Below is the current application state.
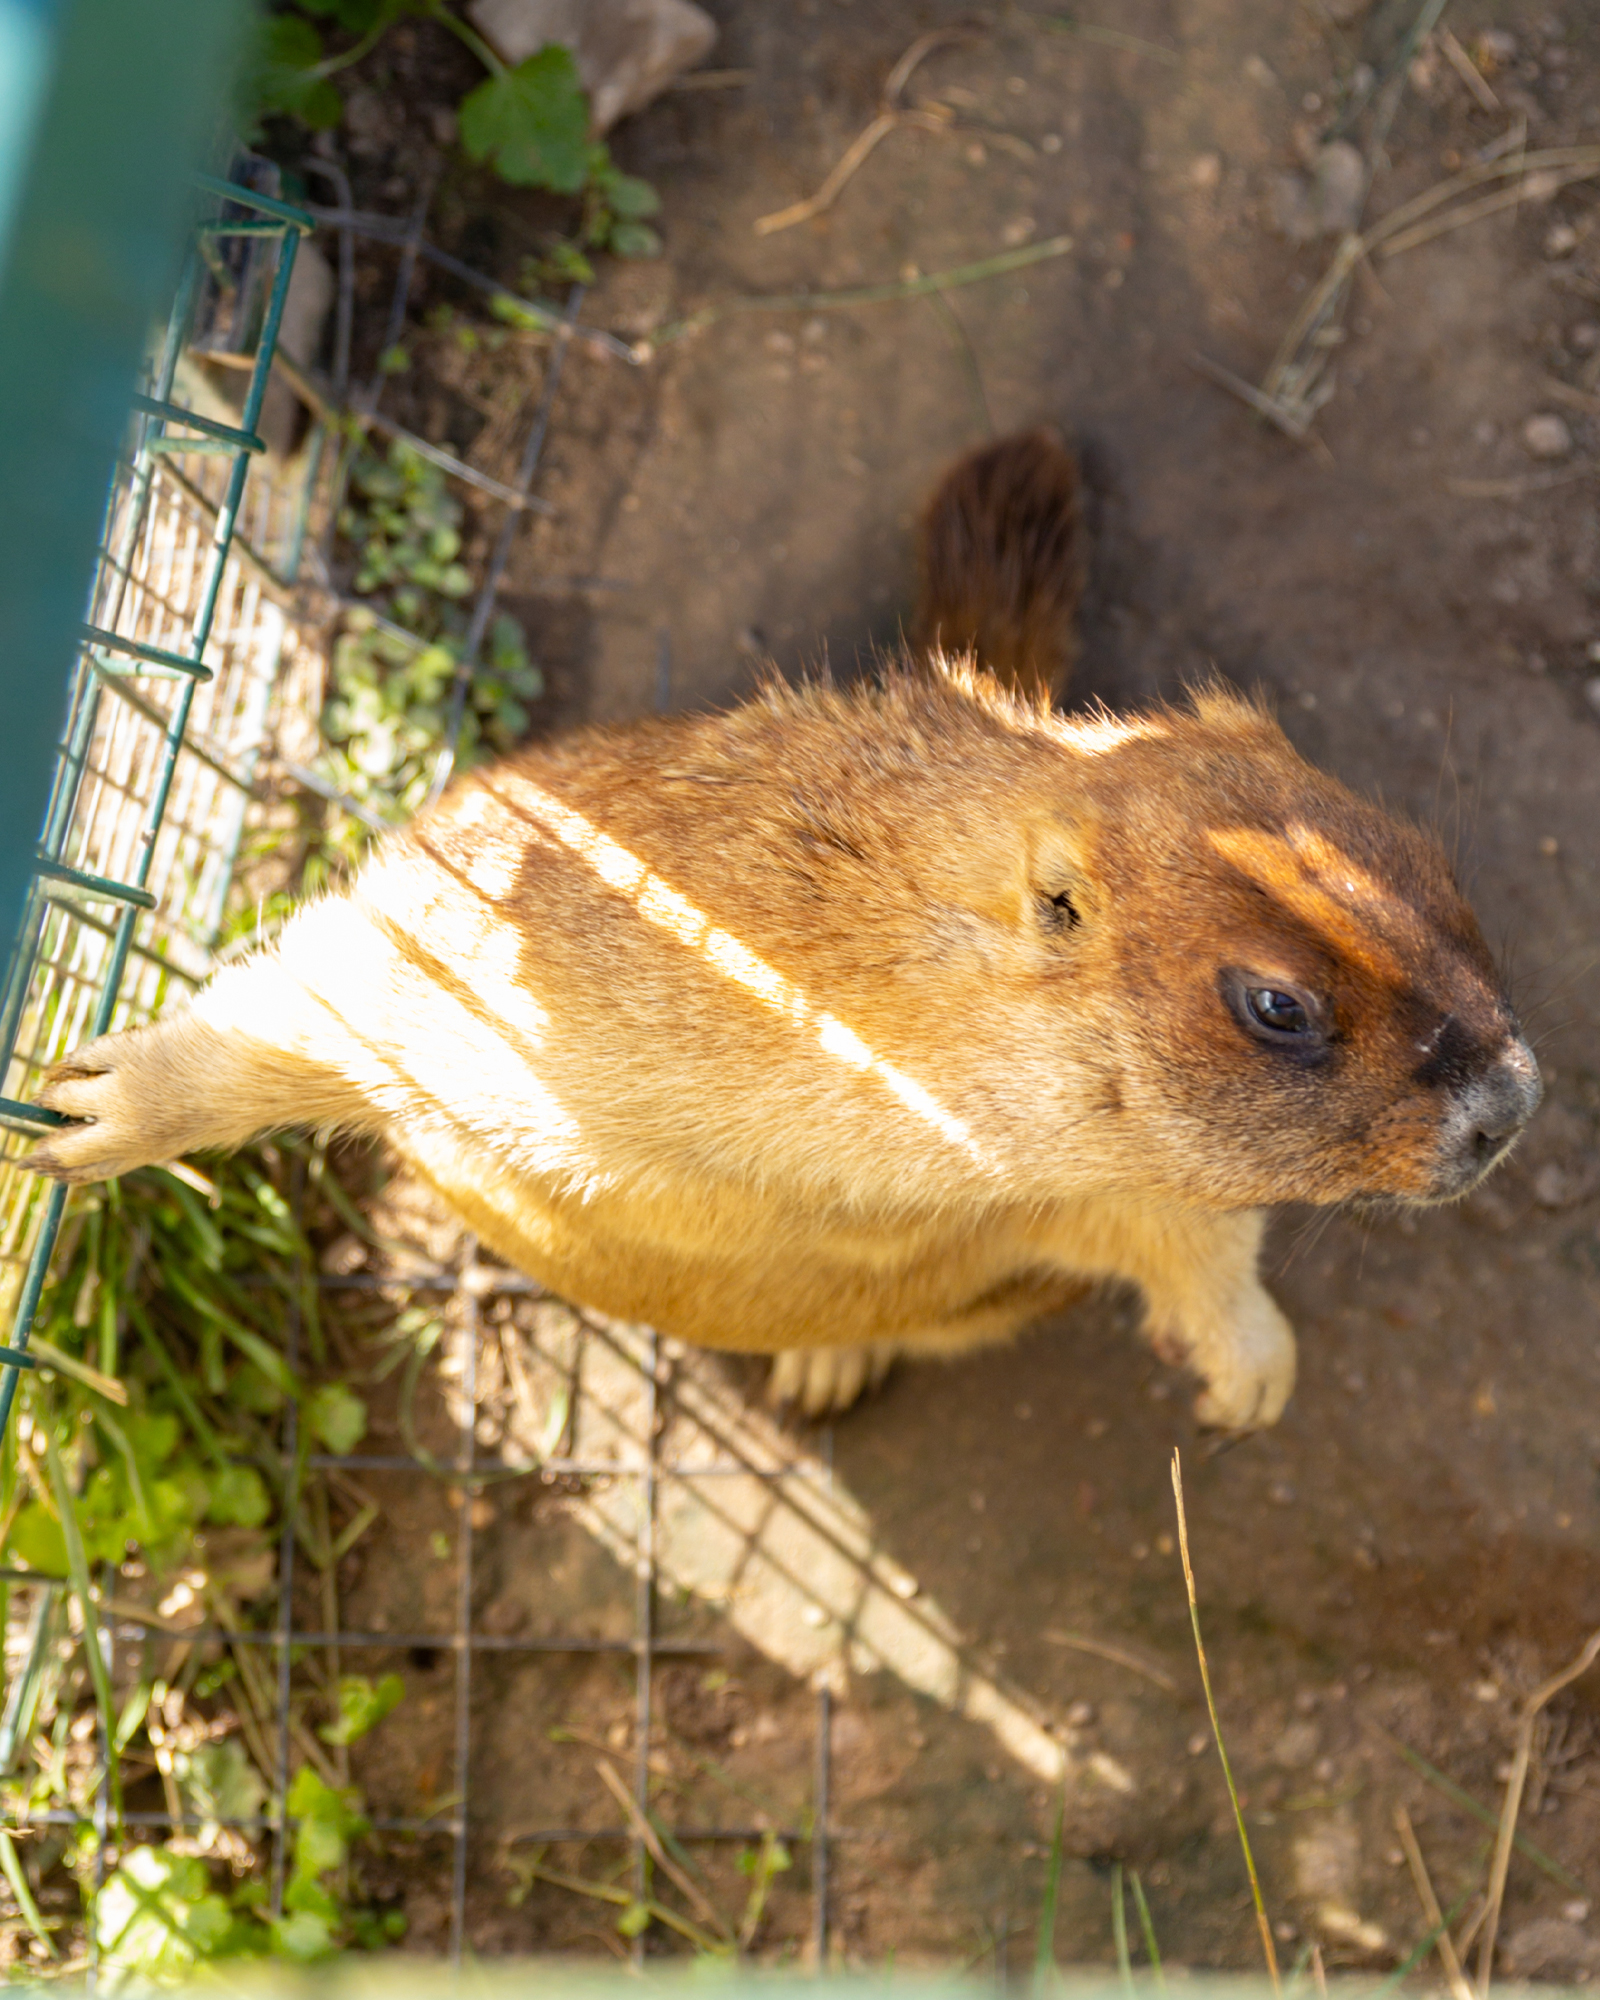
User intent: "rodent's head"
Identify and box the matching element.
[1014,689,1540,1210]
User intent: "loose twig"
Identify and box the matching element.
[755,28,978,236]
[1477,1627,1600,1997]
[1170,1450,1281,1996]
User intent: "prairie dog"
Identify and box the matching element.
[29,436,1540,1427]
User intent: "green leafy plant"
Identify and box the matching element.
[325,438,544,813]
[2,1159,310,1586]
[320,1672,404,1746]
[248,4,663,261]
[459,42,589,189]
[273,1766,406,1957]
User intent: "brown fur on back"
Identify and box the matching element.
[914,430,1084,703]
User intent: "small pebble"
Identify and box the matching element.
[1041,133,1063,154]
[1066,1700,1095,1727]
[1523,413,1573,459]
[1571,322,1600,353]
[1545,221,1579,258]
[1585,676,1600,715]
[1539,836,1560,857]
[1564,1901,1592,1924]
[1473,1679,1503,1700]
[1187,1730,1211,1756]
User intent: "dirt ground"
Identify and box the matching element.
[279,0,1600,1974]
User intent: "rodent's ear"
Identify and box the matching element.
[1026,817,1097,937]
[957,816,1096,933]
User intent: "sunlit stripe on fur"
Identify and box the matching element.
[491,774,998,1171]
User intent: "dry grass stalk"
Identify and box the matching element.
[1394,1802,1475,2000]
[1444,466,1589,499]
[1439,30,1502,113]
[594,1757,734,1944]
[510,1851,727,1954]
[1231,145,1600,443]
[1039,18,1179,66]
[1476,1627,1600,1997]
[1378,165,1600,261]
[1043,1629,1178,1693]
[1170,1449,1281,1996]
[1541,376,1600,417]
[754,28,976,235]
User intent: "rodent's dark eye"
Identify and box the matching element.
[1219,969,1327,1054]
[1246,988,1310,1035]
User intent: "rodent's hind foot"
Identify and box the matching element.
[766,1341,897,1417]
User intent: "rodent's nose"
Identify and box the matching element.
[1450,1039,1542,1184]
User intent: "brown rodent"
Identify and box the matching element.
[28,434,1540,1428]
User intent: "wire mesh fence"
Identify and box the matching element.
[0,172,315,1410]
[0,162,861,1975]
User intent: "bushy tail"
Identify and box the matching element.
[912,429,1084,704]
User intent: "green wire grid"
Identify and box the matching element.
[0,172,315,1440]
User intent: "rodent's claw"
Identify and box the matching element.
[767,1341,896,1417]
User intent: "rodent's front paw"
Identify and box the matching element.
[26,1033,177,1184]
[1188,1288,1297,1431]
[1152,1284,1297,1431]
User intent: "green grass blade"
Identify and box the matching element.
[1172,1450,1280,1996]
[1034,1781,1067,1990]
[1112,1861,1133,1997]
[1129,1870,1166,1997]
[0,1827,57,1959]
[42,1426,122,1827]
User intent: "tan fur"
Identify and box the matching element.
[28,439,1540,1430]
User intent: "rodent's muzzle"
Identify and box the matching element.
[1430,1036,1543,1199]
